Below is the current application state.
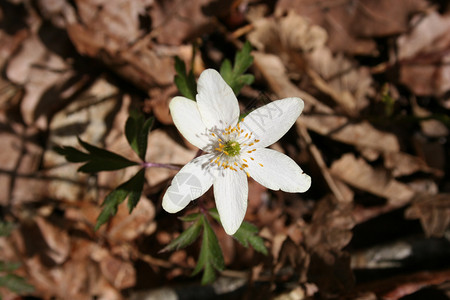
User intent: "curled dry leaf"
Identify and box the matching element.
[397,11,450,96]
[330,153,415,207]
[384,151,444,178]
[306,47,372,114]
[276,0,428,54]
[248,11,327,54]
[6,33,74,128]
[405,194,450,238]
[253,52,399,153]
[302,116,400,153]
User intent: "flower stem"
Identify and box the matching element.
[141,162,182,170]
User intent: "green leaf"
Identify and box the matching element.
[0,221,15,237]
[234,41,254,76]
[174,56,197,100]
[192,215,224,284]
[55,137,139,173]
[233,222,268,255]
[95,168,146,230]
[160,217,202,253]
[178,212,202,222]
[125,111,154,161]
[0,274,34,294]
[220,41,255,95]
[0,261,20,272]
[208,208,268,255]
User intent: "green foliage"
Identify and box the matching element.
[0,222,34,296]
[0,221,15,237]
[54,137,138,173]
[125,111,154,161]
[233,222,268,255]
[160,216,202,253]
[174,41,255,99]
[220,41,255,95]
[0,274,34,295]
[95,168,146,230]
[192,215,225,285]
[209,208,268,255]
[174,56,197,100]
[0,262,21,273]
[56,112,156,230]
[381,83,396,117]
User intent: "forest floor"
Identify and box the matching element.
[0,0,449,299]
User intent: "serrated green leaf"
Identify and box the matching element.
[125,169,146,213]
[233,41,254,76]
[160,218,202,253]
[125,111,154,161]
[0,274,34,294]
[174,56,197,100]
[0,221,15,237]
[220,41,254,95]
[95,168,146,230]
[233,221,268,255]
[208,209,268,256]
[55,137,139,173]
[192,216,224,285]
[0,261,20,272]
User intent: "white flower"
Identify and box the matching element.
[163,69,311,235]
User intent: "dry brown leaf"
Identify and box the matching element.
[97,252,136,290]
[0,117,44,206]
[150,0,231,45]
[330,153,415,207]
[304,197,354,251]
[107,196,156,242]
[306,47,372,114]
[6,32,74,128]
[33,216,71,265]
[384,151,443,178]
[43,78,121,203]
[397,12,450,96]
[411,97,449,138]
[405,194,450,237]
[302,116,400,153]
[276,0,428,54]
[248,11,327,54]
[253,52,399,153]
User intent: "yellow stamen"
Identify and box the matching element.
[259,163,264,167]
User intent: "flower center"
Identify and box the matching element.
[223,140,241,157]
[209,118,263,176]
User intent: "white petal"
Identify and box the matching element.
[240,98,304,148]
[196,69,240,131]
[244,148,311,193]
[162,154,215,213]
[169,96,211,150]
[213,169,248,235]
